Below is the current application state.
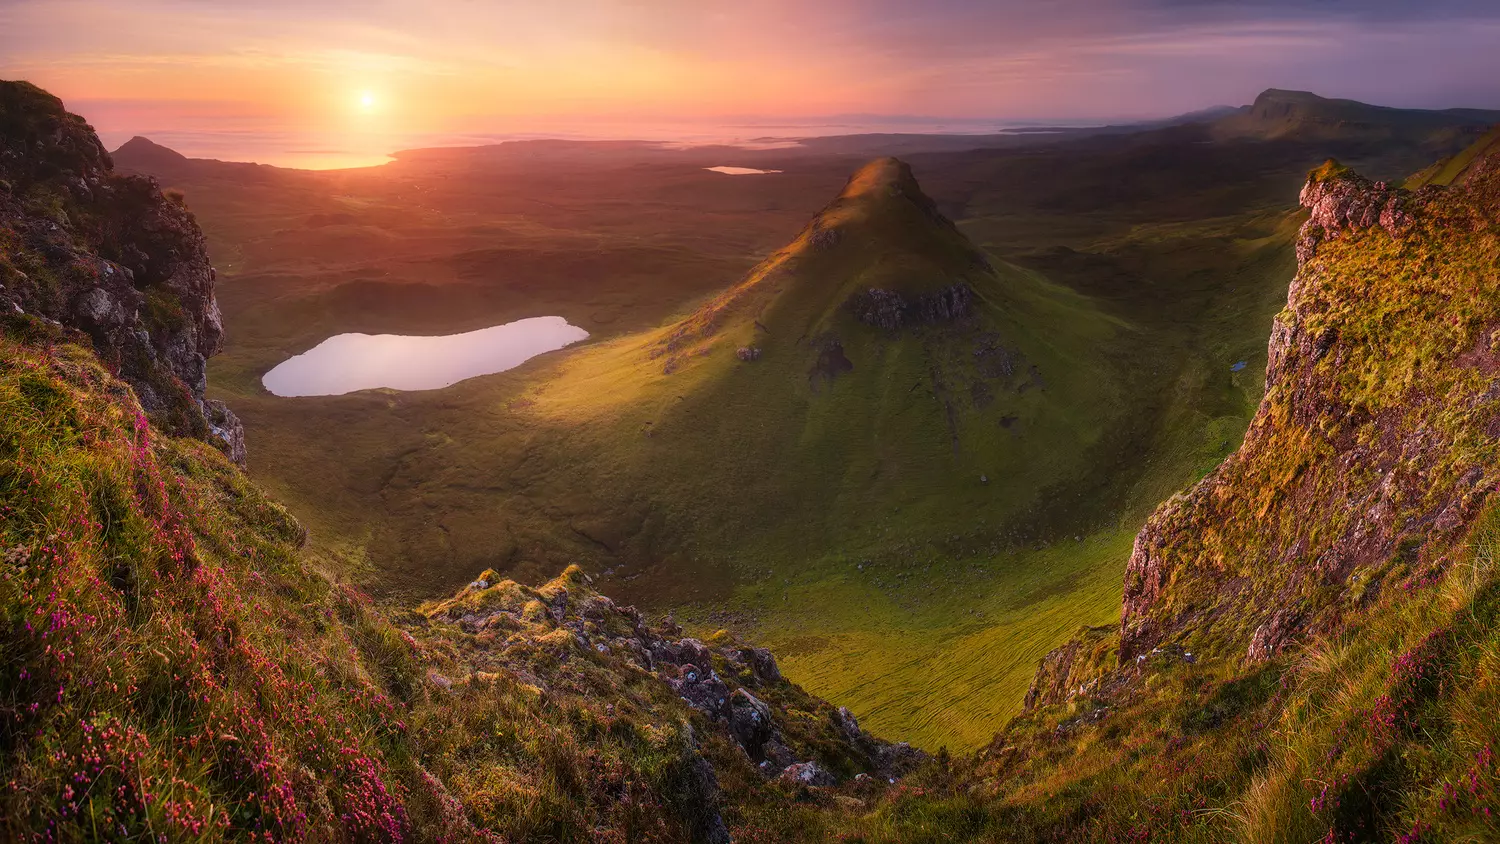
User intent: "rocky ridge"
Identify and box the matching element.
[0,80,243,461]
[1118,152,1500,662]
[1021,133,1500,716]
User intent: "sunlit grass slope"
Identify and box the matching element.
[198,151,1295,751]
[422,158,1290,750]
[0,317,911,842]
[525,159,1130,566]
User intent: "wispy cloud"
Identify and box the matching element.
[2,0,1497,127]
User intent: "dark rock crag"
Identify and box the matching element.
[848,282,974,331]
[0,80,243,462]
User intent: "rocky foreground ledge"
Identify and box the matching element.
[418,566,926,788]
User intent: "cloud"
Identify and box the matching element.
[1,0,1498,123]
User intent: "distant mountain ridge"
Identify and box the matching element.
[1215,88,1500,142]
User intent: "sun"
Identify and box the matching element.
[356,90,378,113]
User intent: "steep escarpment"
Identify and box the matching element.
[0,80,242,461]
[1216,88,1500,147]
[1117,142,1500,665]
[826,131,1500,844]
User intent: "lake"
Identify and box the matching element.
[705,166,783,175]
[263,317,589,397]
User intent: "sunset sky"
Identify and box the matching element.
[4,0,1500,164]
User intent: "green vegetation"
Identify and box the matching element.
[182,123,1456,751]
[1407,125,1500,189]
[12,79,1500,842]
[0,321,915,841]
[800,502,1500,842]
[197,151,1297,750]
[1117,147,1500,665]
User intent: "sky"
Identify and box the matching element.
[3,0,1500,166]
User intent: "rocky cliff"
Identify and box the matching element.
[1116,142,1500,664]
[0,80,243,461]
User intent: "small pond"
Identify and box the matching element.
[705,166,783,175]
[263,316,589,397]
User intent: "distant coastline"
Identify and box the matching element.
[94,118,1104,170]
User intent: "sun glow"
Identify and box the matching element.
[357,90,378,113]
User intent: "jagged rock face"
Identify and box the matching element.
[848,282,974,331]
[1119,153,1500,664]
[1295,161,1422,264]
[0,81,242,462]
[1022,625,1117,711]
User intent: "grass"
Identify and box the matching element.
[12,82,1500,841]
[188,133,1386,751]
[786,134,1500,842]
[176,124,1461,752]
[746,532,1131,751]
[0,319,924,841]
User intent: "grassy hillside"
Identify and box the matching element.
[0,318,934,842]
[185,135,1344,751]
[153,107,1468,751]
[810,126,1500,843]
[195,151,1293,750]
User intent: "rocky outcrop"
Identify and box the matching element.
[1295,160,1422,263]
[848,282,974,331]
[0,80,242,462]
[1116,149,1500,664]
[1022,625,1117,711]
[428,567,925,788]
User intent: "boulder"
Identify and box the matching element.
[728,689,775,752]
[779,761,836,787]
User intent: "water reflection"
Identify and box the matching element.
[263,316,589,397]
[705,166,783,175]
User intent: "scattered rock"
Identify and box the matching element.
[728,689,775,751]
[779,761,836,787]
[739,647,783,686]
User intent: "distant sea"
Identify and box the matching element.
[93,117,1087,171]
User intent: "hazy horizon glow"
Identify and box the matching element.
[4,0,1500,167]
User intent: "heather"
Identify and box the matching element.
[0,324,420,839]
[0,321,916,841]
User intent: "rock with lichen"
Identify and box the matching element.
[0,79,243,462]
